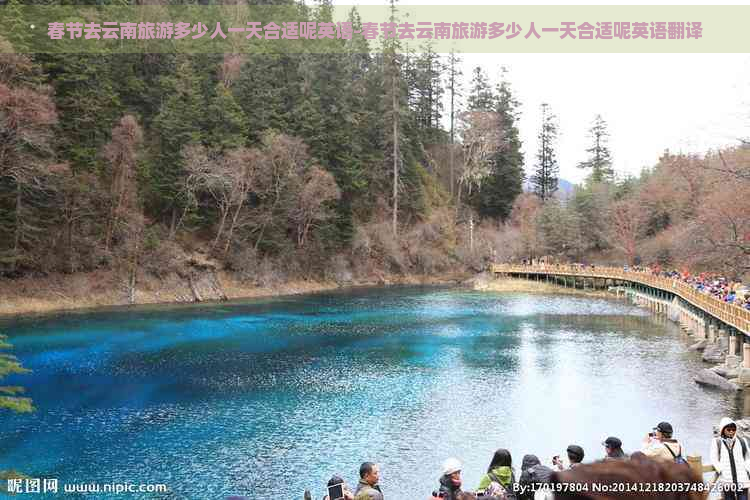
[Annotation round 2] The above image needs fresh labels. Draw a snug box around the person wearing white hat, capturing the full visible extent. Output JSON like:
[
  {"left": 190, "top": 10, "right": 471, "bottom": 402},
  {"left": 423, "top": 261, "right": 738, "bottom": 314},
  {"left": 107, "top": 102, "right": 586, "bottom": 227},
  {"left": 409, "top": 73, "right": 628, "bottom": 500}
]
[{"left": 437, "top": 457, "right": 464, "bottom": 500}]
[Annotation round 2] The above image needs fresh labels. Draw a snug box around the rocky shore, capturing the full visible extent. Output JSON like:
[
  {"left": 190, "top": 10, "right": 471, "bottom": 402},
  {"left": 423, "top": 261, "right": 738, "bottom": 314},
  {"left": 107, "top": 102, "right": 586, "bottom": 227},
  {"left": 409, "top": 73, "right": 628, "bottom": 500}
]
[{"left": 0, "top": 267, "right": 470, "bottom": 318}]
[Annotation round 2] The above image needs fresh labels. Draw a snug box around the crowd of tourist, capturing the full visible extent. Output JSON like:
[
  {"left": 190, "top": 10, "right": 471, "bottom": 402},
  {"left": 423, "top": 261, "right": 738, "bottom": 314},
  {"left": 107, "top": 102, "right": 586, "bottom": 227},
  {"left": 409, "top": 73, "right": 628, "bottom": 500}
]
[
  {"left": 641, "top": 267, "right": 750, "bottom": 311},
  {"left": 311, "top": 418, "right": 750, "bottom": 500},
  {"left": 517, "top": 259, "right": 750, "bottom": 311}
]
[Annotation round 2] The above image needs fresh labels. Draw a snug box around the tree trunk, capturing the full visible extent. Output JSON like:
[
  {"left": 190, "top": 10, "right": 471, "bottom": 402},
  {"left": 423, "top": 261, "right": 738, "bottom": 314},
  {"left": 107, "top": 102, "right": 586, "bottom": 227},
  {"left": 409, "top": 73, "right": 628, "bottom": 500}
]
[
  {"left": 449, "top": 51, "right": 456, "bottom": 199},
  {"left": 173, "top": 203, "right": 191, "bottom": 241},
  {"left": 254, "top": 222, "right": 267, "bottom": 252},
  {"left": 169, "top": 206, "right": 177, "bottom": 239},
  {"left": 392, "top": 71, "right": 399, "bottom": 238},
  {"left": 67, "top": 218, "right": 74, "bottom": 274},
  {"left": 223, "top": 199, "right": 245, "bottom": 257},
  {"left": 469, "top": 213, "right": 474, "bottom": 253},
  {"left": 212, "top": 203, "right": 230, "bottom": 252},
  {"left": 11, "top": 181, "right": 22, "bottom": 274},
  {"left": 128, "top": 239, "right": 139, "bottom": 305},
  {"left": 255, "top": 182, "right": 283, "bottom": 251},
  {"left": 187, "top": 274, "right": 202, "bottom": 302},
  {"left": 105, "top": 169, "right": 123, "bottom": 253}
]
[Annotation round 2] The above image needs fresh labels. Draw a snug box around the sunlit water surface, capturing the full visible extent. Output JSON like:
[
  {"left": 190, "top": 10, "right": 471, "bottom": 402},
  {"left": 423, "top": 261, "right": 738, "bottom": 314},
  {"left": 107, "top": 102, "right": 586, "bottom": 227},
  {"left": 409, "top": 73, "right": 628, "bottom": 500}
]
[{"left": 0, "top": 287, "right": 742, "bottom": 499}]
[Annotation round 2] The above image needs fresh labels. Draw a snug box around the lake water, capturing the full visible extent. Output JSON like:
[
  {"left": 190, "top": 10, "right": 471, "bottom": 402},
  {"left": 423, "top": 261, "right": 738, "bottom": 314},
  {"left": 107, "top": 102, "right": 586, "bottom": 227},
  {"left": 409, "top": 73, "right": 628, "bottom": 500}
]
[{"left": 0, "top": 287, "right": 742, "bottom": 499}]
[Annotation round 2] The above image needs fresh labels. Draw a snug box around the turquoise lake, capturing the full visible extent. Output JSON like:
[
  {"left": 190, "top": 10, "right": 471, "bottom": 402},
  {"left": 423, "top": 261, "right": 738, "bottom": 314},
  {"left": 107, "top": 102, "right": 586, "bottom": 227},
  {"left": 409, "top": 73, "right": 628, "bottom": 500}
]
[{"left": 0, "top": 287, "right": 742, "bottom": 499}]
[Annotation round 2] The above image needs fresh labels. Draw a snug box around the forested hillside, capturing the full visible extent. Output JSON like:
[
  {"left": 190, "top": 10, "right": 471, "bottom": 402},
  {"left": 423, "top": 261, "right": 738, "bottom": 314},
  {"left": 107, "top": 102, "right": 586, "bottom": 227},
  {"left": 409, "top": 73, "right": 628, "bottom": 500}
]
[
  {"left": 1, "top": 0, "right": 748, "bottom": 313},
  {"left": 0, "top": 0, "right": 527, "bottom": 307}
]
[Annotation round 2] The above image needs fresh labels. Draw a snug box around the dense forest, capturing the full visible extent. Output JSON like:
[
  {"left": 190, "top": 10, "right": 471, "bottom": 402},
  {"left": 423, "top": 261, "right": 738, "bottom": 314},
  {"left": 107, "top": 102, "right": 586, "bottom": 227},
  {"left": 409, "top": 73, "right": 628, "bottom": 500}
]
[
  {"left": 0, "top": 0, "right": 748, "bottom": 311},
  {"left": 1, "top": 0, "right": 749, "bottom": 423}
]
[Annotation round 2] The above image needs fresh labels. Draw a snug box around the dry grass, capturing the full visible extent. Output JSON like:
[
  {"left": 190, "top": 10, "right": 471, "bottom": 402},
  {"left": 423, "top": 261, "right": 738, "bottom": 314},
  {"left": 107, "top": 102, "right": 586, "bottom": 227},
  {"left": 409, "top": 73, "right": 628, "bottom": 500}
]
[{"left": 480, "top": 277, "right": 611, "bottom": 298}]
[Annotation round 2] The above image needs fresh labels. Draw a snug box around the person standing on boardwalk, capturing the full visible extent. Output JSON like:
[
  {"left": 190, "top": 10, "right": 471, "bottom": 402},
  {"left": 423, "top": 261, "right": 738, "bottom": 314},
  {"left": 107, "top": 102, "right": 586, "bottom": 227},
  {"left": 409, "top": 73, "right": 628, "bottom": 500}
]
[
  {"left": 354, "top": 462, "right": 384, "bottom": 500},
  {"left": 710, "top": 417, "right": 750, "bottom": 500}
]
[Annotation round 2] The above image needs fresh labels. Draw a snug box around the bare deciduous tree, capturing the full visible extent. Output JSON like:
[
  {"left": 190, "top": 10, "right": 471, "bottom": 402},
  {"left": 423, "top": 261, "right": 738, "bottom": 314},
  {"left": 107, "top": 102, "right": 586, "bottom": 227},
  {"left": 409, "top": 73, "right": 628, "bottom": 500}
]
[
  {"left": 457, "top": 110, "right": 504, "bottom": 252},
  {"left": 509, "top": 193, "right": 542, "bottom": 262},
  {"left": 0, "top": 57, "right": 57, "bottom": 273},
  {"left": 251, "top": 133, "right": 308, "bottom": 251},
  {"left": 102, "top": 116, "right": 144, "bottom": 303},
  {"left": 220, "top": 54, "right": 244, "bottom": 88},
  {"left": 694, "top": 179, "right": 750, "bottom": 276},
  {"left": 103, "top": 115, "right": 143, "bottom": 253},
  {"left": 609, "top": 198, "right": 647, "bottom": 265},
  {"left": 289, "top": 166, "right": 341, "bottom": 248}
]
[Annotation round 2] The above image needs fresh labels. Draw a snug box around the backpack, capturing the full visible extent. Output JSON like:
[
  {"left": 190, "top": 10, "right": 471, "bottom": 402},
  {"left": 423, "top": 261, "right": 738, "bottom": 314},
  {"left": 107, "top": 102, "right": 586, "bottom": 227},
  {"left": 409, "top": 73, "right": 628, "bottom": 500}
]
[
  {"left": 716, "top": 436, "right": 748, "bottom": 461},
  {"left": 482, "top": 471, "right": 509, "bottom": 499},
  {"left": 663, "top": 443, "right": 689, "bottom": 466}
]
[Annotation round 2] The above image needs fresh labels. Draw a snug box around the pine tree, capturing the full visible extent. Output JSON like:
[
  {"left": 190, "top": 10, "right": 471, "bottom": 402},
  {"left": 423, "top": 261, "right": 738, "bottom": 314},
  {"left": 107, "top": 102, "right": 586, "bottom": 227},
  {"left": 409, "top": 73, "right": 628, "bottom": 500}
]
[
  {"left": 0, "top": 333, "right": 33, "bottom": 413},
  {"left": 382, "top": 0, "right": 405, "bottom": 237},
  {"left": 578, "top": 114, "right": 614, "bottom": 183},
  {"left": 473, "top": 71, "right": 524, "bottom": 221},
  {"left": 570, "top": 181, "right": 612, "bottom": 252},
  {"left": 234, "top": 53, "right": 299, "bottom": 145},
  {"left": 467, "top": 66, "right": 495, "bottom": 111},
  {"left": 530, "top": 103, "right": 559, "bottom": 201},
  {"left": 536, "top": 199, "right": 584, "bottom": 259},
  {"left": 204, "top": 82, "right": 247, "bottom": 151},
  {"left": 447, "top": 49, "right": 463, "bottom": 199},
  {"left": 41, "top": 54, "right": 123, "bottom": 171},
  {"left": 406, "top": 40, "right": 445, "bottom": 144},
  {"left": 4, "top": 0, "right": 30, "bottom": 53},
  {"left": 149, "top": 56, "right": 205, "bottom": 231}
]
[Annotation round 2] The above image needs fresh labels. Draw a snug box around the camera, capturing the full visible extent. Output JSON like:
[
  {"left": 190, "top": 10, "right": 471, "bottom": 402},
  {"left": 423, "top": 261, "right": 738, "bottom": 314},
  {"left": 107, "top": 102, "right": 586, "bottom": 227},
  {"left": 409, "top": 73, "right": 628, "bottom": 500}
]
[{"left": 648, "top": 432, "right": 655, "bottom": 437}]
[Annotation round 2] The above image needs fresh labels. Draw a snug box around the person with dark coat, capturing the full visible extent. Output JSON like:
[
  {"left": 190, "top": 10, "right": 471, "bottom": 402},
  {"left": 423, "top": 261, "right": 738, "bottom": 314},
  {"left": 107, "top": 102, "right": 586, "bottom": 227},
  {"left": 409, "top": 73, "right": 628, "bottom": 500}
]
[
  {"left": 517, "top": 454, "right": 554, "bottom": 500},
  {"left": 437, "top": 457, "right": 464, "bottom": 500},
  {"left": 602, "top": 437, "right": 629, "bottom": 461}
]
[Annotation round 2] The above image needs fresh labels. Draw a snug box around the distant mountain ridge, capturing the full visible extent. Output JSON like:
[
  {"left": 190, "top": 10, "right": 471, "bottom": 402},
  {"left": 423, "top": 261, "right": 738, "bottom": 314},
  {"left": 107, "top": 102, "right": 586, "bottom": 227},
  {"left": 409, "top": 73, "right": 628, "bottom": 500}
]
[{"left": 523, "top": 178, "right": 575, "bottom": 197}]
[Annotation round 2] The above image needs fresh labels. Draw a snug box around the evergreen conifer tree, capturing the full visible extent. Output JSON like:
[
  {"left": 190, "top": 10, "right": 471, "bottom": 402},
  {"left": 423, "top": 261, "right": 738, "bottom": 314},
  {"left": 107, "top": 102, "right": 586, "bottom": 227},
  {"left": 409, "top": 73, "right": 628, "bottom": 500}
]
[
  {"left": 578, "top": 114, "right": 614, "bottom": 183},
  {"left": 530, "top": 103, "right": 559, "bottom": 201}
]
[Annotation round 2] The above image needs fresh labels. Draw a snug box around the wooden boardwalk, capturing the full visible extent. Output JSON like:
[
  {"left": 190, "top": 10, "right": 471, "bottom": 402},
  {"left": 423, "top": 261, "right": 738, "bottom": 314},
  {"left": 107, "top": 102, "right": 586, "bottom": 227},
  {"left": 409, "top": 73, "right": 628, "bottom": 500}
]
[{"left": 490, "top": 264, "right": 750, "bottom": 336}]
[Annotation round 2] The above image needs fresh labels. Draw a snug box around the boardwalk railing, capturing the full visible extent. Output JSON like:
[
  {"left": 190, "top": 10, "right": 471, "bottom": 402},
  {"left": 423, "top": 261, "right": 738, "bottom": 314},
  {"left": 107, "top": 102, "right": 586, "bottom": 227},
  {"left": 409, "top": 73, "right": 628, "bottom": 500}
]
[{"left": 490, "top": 264, "right": 750, "bottom": 336}]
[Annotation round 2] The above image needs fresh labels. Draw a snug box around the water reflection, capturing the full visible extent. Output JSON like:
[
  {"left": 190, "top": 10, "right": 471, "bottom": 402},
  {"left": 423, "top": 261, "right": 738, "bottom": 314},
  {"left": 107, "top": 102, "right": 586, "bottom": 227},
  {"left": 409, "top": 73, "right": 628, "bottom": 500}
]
[{"left": 0, "top": 288, "right": 740, "bottom": 500}]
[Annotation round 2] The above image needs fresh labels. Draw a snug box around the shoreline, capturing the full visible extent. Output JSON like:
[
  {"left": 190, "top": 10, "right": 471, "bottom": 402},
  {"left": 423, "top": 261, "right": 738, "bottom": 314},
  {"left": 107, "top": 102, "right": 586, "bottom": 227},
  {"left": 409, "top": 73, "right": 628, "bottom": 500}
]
[
  {"left": 0, "top": 270, "right": 471, "bottom": 319},
  {"left": 471, "top": 275, "right": 612, "bottom": 298},
  {"left": 0, "top": 271, "right": 619, "bottom": 320}
]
